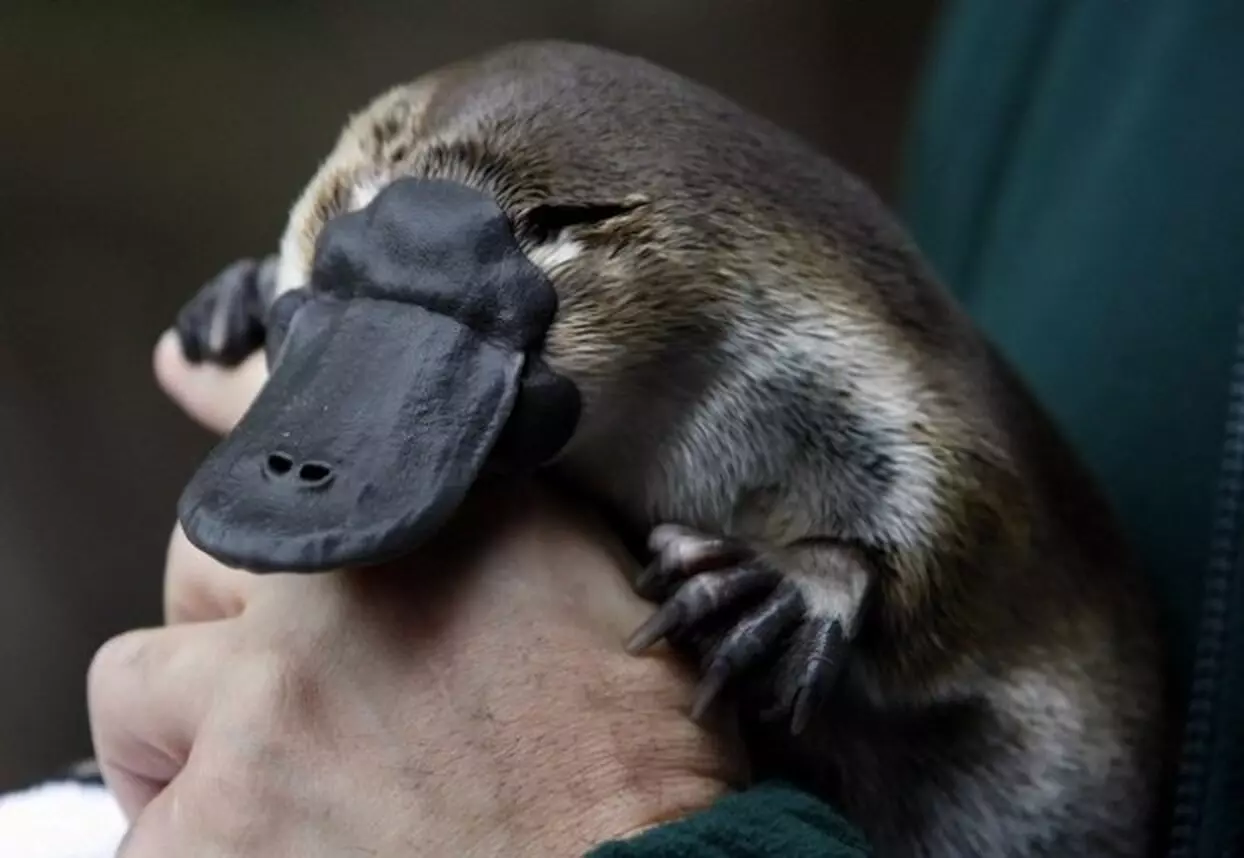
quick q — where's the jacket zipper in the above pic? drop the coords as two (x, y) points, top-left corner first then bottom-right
(1166, 299), (1244, 858)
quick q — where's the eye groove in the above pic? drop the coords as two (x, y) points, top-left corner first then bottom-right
(522, 201), (643, 244)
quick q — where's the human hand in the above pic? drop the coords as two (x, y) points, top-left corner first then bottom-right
(152, 330), (265, 626)
(86, 331), (738, 856)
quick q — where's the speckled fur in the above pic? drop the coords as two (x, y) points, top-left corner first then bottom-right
(251, 41), (1170, 858)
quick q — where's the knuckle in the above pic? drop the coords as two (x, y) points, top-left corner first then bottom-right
(229, 648), (294, 714)
(225, 642), (327, 736)
(90, 628), (149, 674)
(86, 629), (151, 706)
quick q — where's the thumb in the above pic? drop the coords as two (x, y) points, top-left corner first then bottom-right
(153, 328), (268, 435)
(86, 620), (229, 823)
(164, 522), (257, 626)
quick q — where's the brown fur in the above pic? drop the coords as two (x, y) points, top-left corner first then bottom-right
(244, 41), (1170, 857)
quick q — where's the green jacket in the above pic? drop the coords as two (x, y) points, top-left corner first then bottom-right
(591, 1), (1244, 855)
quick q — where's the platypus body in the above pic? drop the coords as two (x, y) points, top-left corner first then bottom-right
(173, 41), (1171, 858)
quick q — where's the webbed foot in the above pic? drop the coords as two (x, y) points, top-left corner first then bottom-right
(175, 255), (277, 366)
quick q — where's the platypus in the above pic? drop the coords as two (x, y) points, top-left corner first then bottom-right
(172, 40), (1171, 858)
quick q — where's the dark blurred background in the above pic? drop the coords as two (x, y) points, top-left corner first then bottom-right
(0, 1), (941, 788)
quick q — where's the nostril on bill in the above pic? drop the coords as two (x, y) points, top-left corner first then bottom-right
(297, 461), (334, 488)
(265, 452), (294, 477)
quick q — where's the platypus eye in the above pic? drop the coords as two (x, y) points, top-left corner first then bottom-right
(521, 200), (642, 245)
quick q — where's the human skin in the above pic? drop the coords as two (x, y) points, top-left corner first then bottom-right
(85, 331), (738, 857)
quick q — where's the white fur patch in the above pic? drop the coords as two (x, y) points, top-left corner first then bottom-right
(349, 179), (385, 212)
(273, 175), (390, 298)
(798, 558), (871, 636)
(527, 235), (584, 272)
(273, 237), (305, 298)
(0, 780), (126, 857)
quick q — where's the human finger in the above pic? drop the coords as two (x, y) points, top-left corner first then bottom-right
(86, 621), (229, 822)
(163, 522), (257, 625)
(152, 328), (268, 435)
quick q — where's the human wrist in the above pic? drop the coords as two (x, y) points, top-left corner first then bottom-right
(513, 727), (734, 855)
(524, 760), (728, 855)
(498, 647), (741, 855)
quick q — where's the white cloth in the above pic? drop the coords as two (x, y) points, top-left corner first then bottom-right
(0, 777), (126, 858)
